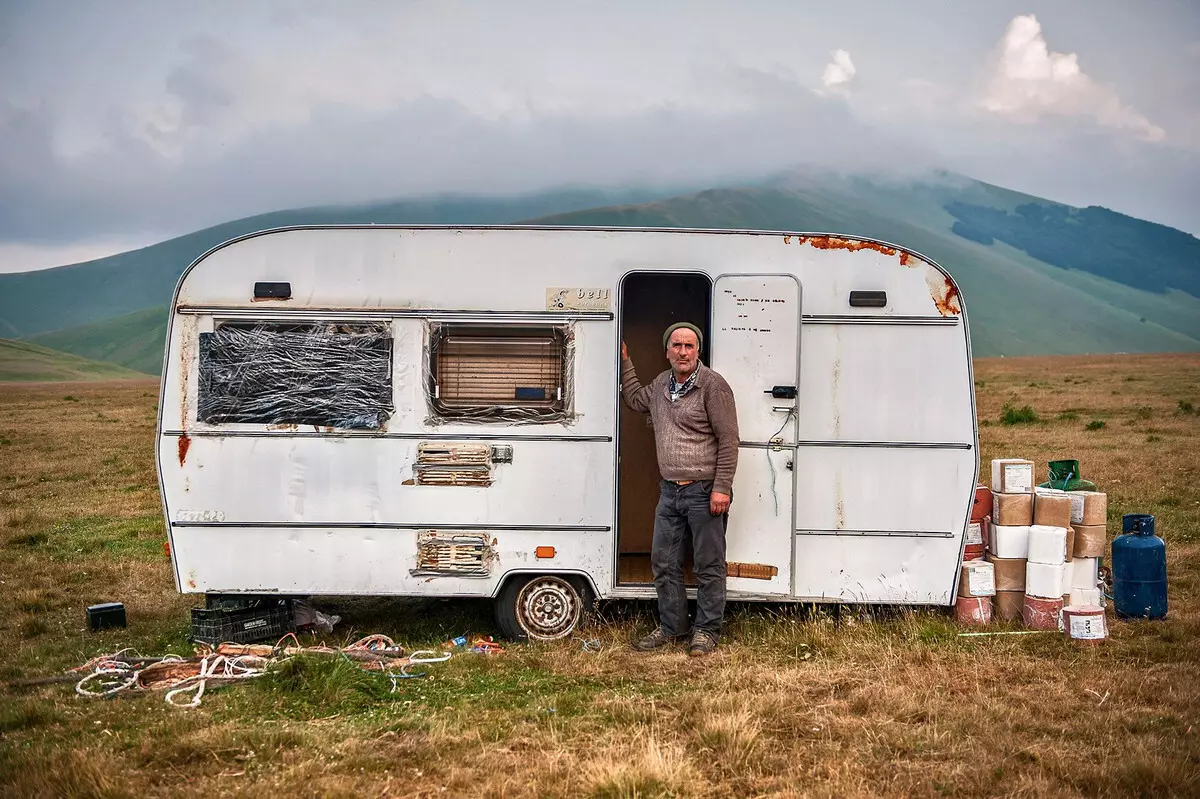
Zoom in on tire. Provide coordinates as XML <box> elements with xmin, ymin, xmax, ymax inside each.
<box><xmin>495</xmin><ymin>574</ymin><xmax>593</xmax><ymax>642</ymax></box>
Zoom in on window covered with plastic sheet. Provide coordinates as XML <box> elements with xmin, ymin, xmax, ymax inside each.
<box><xmin>198</xmin><ymin>322</ymin><xmax>393</xmax><ymax>428</ymax></box>
<box><xmin>429</xmin><ymin>325</ymin><xmax>572</xmax><ymax>422</ymax></box>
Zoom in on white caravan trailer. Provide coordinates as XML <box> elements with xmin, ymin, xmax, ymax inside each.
<box><xmin>156</xmin><ymin>226</ymin><xmax>978</xmax><ymax>640</ymax></box>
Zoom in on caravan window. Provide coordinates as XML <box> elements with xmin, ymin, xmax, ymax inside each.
<box><xmin>198</xmin><ymin>321</ymin><xmax>393</xmax><ymax>428</ymax></box>
<box><xmin>430</xmin><ymin>325</ymin><xmax>567</xmax><ymax>418</ymax></box>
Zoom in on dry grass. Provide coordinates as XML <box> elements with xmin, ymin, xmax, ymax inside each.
<box><xmin>1</xmin><ymin>356</ymin><xmax>1198</xmax><ymax>798</ymax></box>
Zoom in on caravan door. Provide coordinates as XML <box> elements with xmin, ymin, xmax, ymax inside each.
<box><xmin>710</xmin><ymin>274</ymin><xmax>800</xmax><ymax>596</ymax></box>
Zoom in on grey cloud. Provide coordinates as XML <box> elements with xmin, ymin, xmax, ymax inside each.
<box><xmin>0</xmin><ymin>0</ymin><xmax>1198</xmax><ymax>255</ymax></box>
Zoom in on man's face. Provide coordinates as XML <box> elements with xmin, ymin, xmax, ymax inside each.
<box><xmin>666</xmin><ymin>328</ymin><xmax>699</xmax><ymax>377</ymax></box>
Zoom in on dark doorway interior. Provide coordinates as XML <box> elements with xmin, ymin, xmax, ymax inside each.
<box><xmin>617</xmin><ymin>272</ymin><xmax>711</xmax><ymax>584</ymax></box>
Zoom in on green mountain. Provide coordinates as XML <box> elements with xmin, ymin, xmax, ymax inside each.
<box><xmin>0</xmin><ymin>339</ymin><xmax>153</xmax><ymax>382</ymax></box>
<box><xmin>27</xmin><ymin>307</ymin><xmax>168</xmax><ymax>376</ymax></box>
<box><xmin>945</xmin><ymin>201</ymin><xmax>1200</xmax><ymax>296</ymax></box>
<box><xmin>0</xmin><ymin>187</ymin><xmax>672</xmax><ymax>339</ymax></box>
<box><xmin>527</xmin><ymin>175</ymin><xmax>1200</xmax><ymax>356</ymax></box>
<box><xmin>5</xmin><ymin>172</ymin><xmax>1199</xmax><ymax>370</ymax></box>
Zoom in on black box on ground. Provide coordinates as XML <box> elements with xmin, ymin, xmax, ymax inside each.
<box><xmin>87</xmin><ymin>602</ymin><xmax>127</xmax><ymax>632</ymax></box>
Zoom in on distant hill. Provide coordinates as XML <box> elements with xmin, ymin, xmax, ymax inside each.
<box><xmin>0</xmin><ymin>339</ymin><xmax>153</xmax><ymax>382</ymax></box>
<box><xmin>27</xmin><ymin>307</ymin><xmax>168</xmax><ymax>376</ymax></box>
<box><xmin>945</xmin><ymin>201</ymin><xmax>1200</xmax><ymax>297</ymax></box>
<box><xmin>4</xmin><ymin>171</ymin><xmax>1198</xmax><ymax>370</ymax></box>
<box><xmin>0</xmin><ymin>187</ymin><xmax>673</xmax><ymax>339</ymax></box>
<box><xmin>527</xmin><ymin>176</ymin><xmax>1200</xmax><ymax>356</ymax></box>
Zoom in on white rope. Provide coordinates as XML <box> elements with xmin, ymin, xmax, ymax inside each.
<box><xmin>72</xmin><ymin>639</ymin><xmax>450</xmax><ymax>708</ymax></box>
<box><xmin>164</xmin><ymin>654</ymin><xmax>270</xmax><ymax>709</ymax></box>
<box><xmin>75</xmin><ymin>666</ymin><xmax>139</xmax><ymax>699</ymax></box>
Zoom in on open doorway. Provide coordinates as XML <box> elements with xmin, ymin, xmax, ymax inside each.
<box><xmin>617</xmin><ymin>272</ymin><xmax>712</xmax><ymax>585</ymax></box>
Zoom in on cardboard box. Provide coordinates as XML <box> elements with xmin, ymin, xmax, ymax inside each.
<box><xmin>994</xmin><ymin>590</ymin><xmax>1024</xmax><ymax>621</ymax></box>
<box><xmin>1072</xmin><ymin>523</ymin><xmax>1106</xmax><ymax>558</ymax></box>
<box><xmin>988</xmin><ymin>556</ymin><xmax>1027</xmax><ymax>591</ymax></box>
<box><xmin>1070</xmin><ymin>587</ymin><xmax>1103</xmax><ymax>606</ymax></box>
<box><xmin>1028</xmin><ymin>525</ymin><xmax>1070</xmax><ymax>565</ymax></box>
<box><xmin>1070</xmin><ymin>557</ymin><xmax>1100</xmax><ymax>590</ymax></box>
<box><xmin>958</xmin><ymin>560</ymin><xmax>996</xmax><ymax>597</ymax></box>
<box><xmin>991</xmin><ymin>459</ymin><xmax>1034</xmax><ymax>494</ymax></box>
<box><xmin>1027</xmin><ymin>561</ymin><xmax>1067</xmax><ymax>598</ymax></box>
<box><xmin>992</xmin><ymin>492</ymin><xmax>1034</xmax><ymax>526</ymax></box>
<box><xmin>1033</xmin><ymin>493</ymin><xmax>1073</xmax><ymax>528</ymax></box>
<box><xmin>990</xmin><ymin>525</ymin><xmax>1030</xmax><ymax>559</ymax></box>
<box><xmin>1068</xmin><ymin>491</ymin><xmax>1107</xmax><ymax>525</ymax></box>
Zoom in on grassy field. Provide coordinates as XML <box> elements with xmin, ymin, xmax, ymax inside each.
<box><xmin>0</xmin><ymin>339</ymin><xmax>152</xmax><ymax>383</ymax></box>
<box><xmin>1</xmin><ymin>355</ymin><xmax>1197</xmax><ymax>798</ymax></box>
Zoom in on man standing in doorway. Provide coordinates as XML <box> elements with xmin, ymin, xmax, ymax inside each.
<box><xmin>621</xmin><ymin>322</ymin><xmax>739</xmax><ymax>656</ymax></box>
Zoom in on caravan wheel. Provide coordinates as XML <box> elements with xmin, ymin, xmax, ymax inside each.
<box><xmin>495</xmin><ymin>575</ymin><xmax>591</xmax><ymax>642</ymax></box>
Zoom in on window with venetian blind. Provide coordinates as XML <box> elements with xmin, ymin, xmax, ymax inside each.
<box><xmin>431</xmin><ymin>325</ymin><xmax>567</xmax><ymax>416</ymax></box>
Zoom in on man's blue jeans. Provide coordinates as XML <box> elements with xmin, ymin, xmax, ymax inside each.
<box><xmin>651</xmin><ymin>479</ymin><xmax>728</xmax><ymax>637</ymax></box>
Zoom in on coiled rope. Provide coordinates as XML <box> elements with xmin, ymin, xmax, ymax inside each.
<box><xmin>71</xmin><ymin>634</ymin><xmax>451</xmax><ymax>708</ymax></box>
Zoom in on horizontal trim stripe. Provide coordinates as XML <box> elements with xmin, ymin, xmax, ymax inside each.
<box><xmin>171</xmin><ymin>521</ymin><xmax>611</xmax><ymax>531</ymax></box>
<box><xmin>795</xmin><ymin>440</ymin><xmax>973</xmax><ymax>450</ymax></box>
<box><xmin>795</xmin><ymin>529</ymin><xmax>954</xmax><ymax>538</ymax></box>
<box><xmin>801</xmin><ymin>314</ymin><xmax>958</xmax><ymax>326</ymax></box>
<box><xmin>162</xmin><ymin>430</ymin><xmax>611</xmax><ymax>443</ymax></box>
<box><xmin>739</xmin><ymin>440</ymin><xmax>972</xmax><ymax>450</ymax></box>
<box><xmin>177</xmin><ymin>306</ymin><xmax>613</xmax><ymax>322</ymax></box>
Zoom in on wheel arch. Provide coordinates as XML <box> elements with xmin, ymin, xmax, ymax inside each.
<box><xmin>491</xmin><ymin>568</ymin><xmax>600</xmax><ymax>601</ymax></box>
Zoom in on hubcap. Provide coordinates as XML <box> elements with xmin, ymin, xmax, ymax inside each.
<box><xmin>516</xmin><ymin>577</ymin><xmax>581</xmax><ymax>640</ymax></box>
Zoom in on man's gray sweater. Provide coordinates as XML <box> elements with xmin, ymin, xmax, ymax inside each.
<box><xmin>620</xmin><ymin>360</ymin><xmax>740</xmax><ymax>495</ymax></box>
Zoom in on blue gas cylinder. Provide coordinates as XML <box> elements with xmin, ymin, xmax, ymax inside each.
<box><xmin>1112</xmin><ymin>513</ymin><xmax>1168</xmax><ymax>619</ymax></box>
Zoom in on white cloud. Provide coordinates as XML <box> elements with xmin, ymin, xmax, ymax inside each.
<box><xmin>982</xmin><ymin>14</ymin><xmax>1165</xmax><ymax>142</ymax></box>
<box><xmin>819</xmin><ymin>49</ymin><xmax>856</xmax><ymax>95</ymax></box>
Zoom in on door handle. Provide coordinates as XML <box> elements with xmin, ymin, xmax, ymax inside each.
<box><xmin>765</xmin><ymin>385</ymin><xmax>797</xmax><ymax>399</ymax></box>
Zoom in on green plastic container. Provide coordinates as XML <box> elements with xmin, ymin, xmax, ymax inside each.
<box><xmin>1038</xmin><ymin>459</ymin><xmax>1097</xmax><ymax>491</ymax></box>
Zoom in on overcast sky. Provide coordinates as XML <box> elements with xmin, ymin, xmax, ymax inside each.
<box><xmin>1</xmin><ymin>0</ymin><xmax>1197</xmax><ymax>272</ymax></box>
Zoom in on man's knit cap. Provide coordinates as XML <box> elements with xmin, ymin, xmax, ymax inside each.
<box><xmin>662</xmin><ymin>322</ymin><xmax>703</xmax><ymax>351</ymax></box>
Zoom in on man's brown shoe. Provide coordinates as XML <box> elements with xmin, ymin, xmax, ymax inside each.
<box><xmin>632</xmin><ymin>627</ymin><xmax>686</xmax><ymax>651</ymax></box>
<box><xmin>688</xmin><ymin>630</ymin><xmax>718</xmax><ymax>657</ymax></box>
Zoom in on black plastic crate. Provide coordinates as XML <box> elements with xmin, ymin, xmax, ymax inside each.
<box><xmin>190</xmin><ymin>599</ymin><xmax>294</xmax><ymax>645</ymax></box>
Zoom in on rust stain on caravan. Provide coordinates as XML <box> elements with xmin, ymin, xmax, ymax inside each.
<box><xmin>177</xmin><ymin>313</ymin><xmax>196</xmax><ymax>459</ymax></box>
<box><xmin>792</xmin><ymin>236</ymin><xmax>898</xmax><ymax>257</ymax></box>
<box><xmin>927</xmin><ymin>272</ymin><xmax>962</xmax><ymax>316</ymax></box>
<box><xmin>789</xmin><ymin>235</ymin><xmax>929</xmax><ymax>270</ymax></box>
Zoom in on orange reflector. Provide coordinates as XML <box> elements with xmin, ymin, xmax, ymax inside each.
<box><xmin>535</xmin><ymin>546</ymin><xmax>556</xmax><ymax>559</ymax></box>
